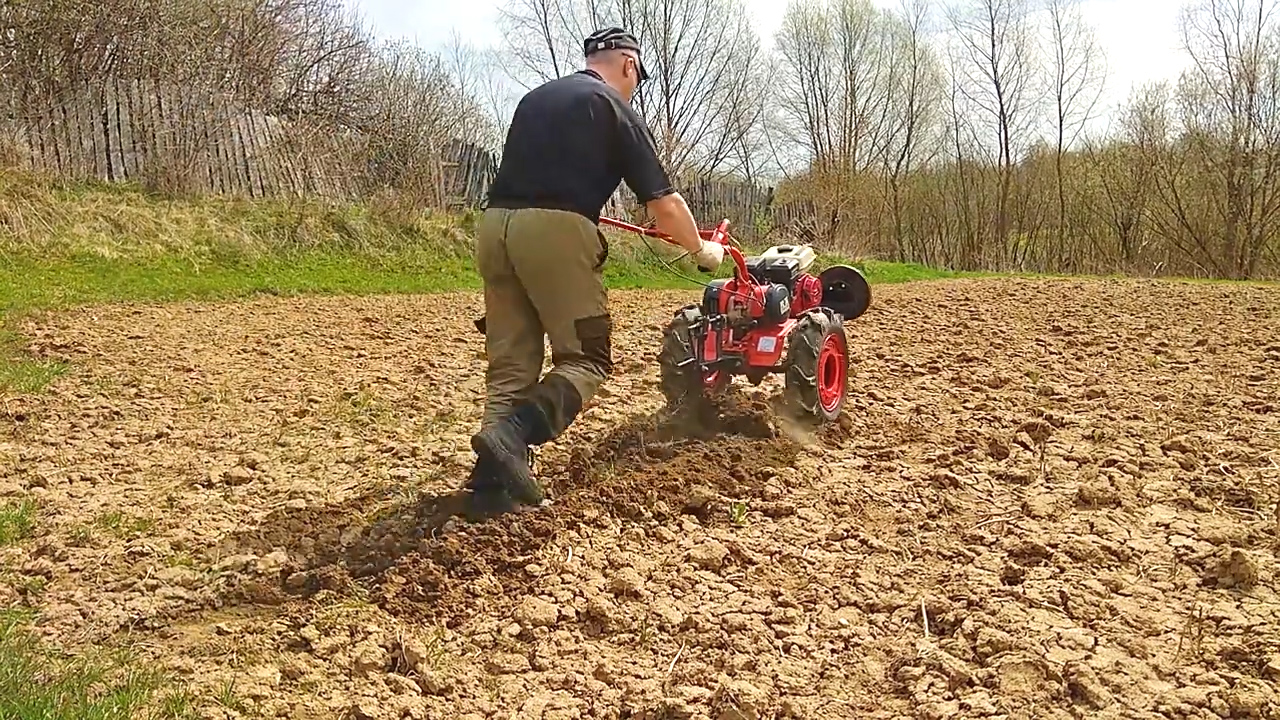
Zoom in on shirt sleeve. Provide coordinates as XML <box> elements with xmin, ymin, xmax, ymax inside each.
<box><xmin>606</xmin><ymin>94</ymin><xmax>675</xmax><ymax>204</ymax></box>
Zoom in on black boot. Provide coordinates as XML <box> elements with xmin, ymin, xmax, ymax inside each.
<box><xmin>470</xmin><ymin>402</ymin><xmax>549</xmax><ymax>506</ymax></box>
<box><xmin>462</xmin><ymin>453</ymin><xmax>518</xmax><ymax>519</ymax></box>
<box><xmin>464</xmin><ymin>452</ymin><xmax>501</xmax><ymax>493</ymax></box>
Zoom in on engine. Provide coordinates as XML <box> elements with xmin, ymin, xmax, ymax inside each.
<box><xmin>701</xmin><ymin>244</ymin><xmax>824</xmax><ymax>326</ymax></box>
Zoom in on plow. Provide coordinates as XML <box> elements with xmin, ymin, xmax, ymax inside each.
<box><xmin>598</xmin><ymin>216</ymin><xmax>871</xmax><ymax>423</ymax></box>
<box><xmin>474</xmin><ymin>214</ymin><xmax>872</xmax><ymax>425</ymax></box>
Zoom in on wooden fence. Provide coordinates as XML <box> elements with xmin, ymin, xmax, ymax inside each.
<box><xmin>440</xmin><ymin>137</ymin><xmax>498</xmax><ymax>209</ymax></box>
<box><xmin>5</xmin><ymin>79</ymin><xmax>344</xmax><ymax>197</ymax></box>
<box><xmin>0</xmin><ymin>77</ymin><xmax>810</xmax><ymax>243</ymax></box>
<box><xmin>0</xmin><ymin>78</ymin><xmax>498</xmax><ymax>206</ymax></box>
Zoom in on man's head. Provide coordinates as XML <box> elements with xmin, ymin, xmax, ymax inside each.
<box><xmin>583</xmin><ymin>27</ymin><xmax>648</xmax><ymax>102</ymax></box>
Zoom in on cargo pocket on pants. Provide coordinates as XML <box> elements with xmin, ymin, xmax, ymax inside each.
<box><xmin>574</xmin><ymin>314</ymin><xmax>613</xmax><ymax>376</ymax></box>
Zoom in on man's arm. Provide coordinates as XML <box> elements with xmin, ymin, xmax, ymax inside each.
<box><xmin>607</xmin><ymin>96</ymin><xmax>704</xmax><ymax>255</ymax></box>
<box><xmin>646</xmin><ymin>193</ymin><xmax>703</xmax><ymax>255</ymax></box>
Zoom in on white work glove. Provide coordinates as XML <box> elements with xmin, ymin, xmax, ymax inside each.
<box><xmin>693</xmin><ymin>240</ymin><xmax>725</xmax><ymax>272</ymax></box>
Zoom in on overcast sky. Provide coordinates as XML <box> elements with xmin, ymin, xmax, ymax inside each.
<box><xmin>343</xmin><ymin>0</ymin><xmax>1194</xmax><ymax>127</ymax></box>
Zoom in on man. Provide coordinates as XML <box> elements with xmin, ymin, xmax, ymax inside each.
<box><xmin>466</xmin><ymin>26</ymin><xmax>724</xmax><ymax>511</ymax></box>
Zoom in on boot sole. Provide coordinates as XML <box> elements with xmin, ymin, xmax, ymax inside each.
<box><xmin>464</xmin><ymin>488</ymin><xmax>518</xmax><ymax>521</ymax></box>
<box><xmin>471</xmin><ymin>433</ymin><xmax>544</xmax><ymax>506</ymax></box>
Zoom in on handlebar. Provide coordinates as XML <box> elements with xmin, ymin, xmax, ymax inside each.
<box><xmin>599</xmin><ymin>216</ymin><xmax>732</xmax><ymax>248</ymax></box>
<box><xmin>599</xmin><ymin>214</ymin><xmax>748</xmax><ymax>282</ymax></box>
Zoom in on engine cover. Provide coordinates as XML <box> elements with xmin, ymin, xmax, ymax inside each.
<box><xmin>759</xmin><ymin>244</ymin><xmax>817</xmax><ymax>273</ymax></box>
<box><xmin>792</xmin><ymin>273</ymin><xmax>822</xmax><ymax>315</ymax></box>
<box><xmin>745</xmin><ymin>256</ymin><xmax>801</xmax><ymax>292</ymax></box>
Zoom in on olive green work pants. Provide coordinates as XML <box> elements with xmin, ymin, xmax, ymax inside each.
<box><xmin>474</xmin><ymin>206</ymin><xmax>613</xmax><ymax>442</ymax></box>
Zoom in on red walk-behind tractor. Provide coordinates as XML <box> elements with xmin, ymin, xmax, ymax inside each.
<box><xmin>599</xmin><ymin>215</ymin><xmax>871</xmax><ymax>424</ymax></box>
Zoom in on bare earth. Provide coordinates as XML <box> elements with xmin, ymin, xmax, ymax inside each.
<box><xmin>3</xmin><ymin>277</ymin><xmax>1280</xmax><ymax>719</ymax></box>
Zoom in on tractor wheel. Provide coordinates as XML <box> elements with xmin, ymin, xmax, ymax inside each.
<box><xmin>658</xmin><ymin>305</ymin><xmax>726</xmax><ymax>412</ymax></box>
<box><xmin>781</xmin><ymin>309</ymin><xmax>849</xmax><ymax>423</ymax></box>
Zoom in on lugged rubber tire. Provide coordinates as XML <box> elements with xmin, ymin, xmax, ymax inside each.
<box><xmin>659</xmin><ymin>305</ymin><xmax>705</xmax><ymax>410</ymax></box>
<box><xmin>782</xmin><ymin>309</ymin><xmax>849</xmax><ymax>423</ymax></box>
<box><xmin>658</xmin><ymin>305</ymin><xmax>726</xmax><ymax>414</ymax></box>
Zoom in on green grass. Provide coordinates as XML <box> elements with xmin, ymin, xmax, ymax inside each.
<box><xmin>0</xmin><ymin>250</ymin><xmax>476</xmax><ymax>312</ymax></box>
<box><xmin>813</xmin><ymin>253</ymin><xmax>975</xmax><ymax>284</ymax></box>
<box><xmin>0</xmin><ymin>499</ymin><xmax>36</xmax><ymax>546</ymax></box>
<box><xmin>1</xmin><ymin>506</ymin><xmax>191</xmax><ymax>718</ymax></box>
<box><xmin>0</xmin><ymin>609</ymin><xmax>193</xmax><ymax>720</ymax></box>
<box><xmin>0</xmin><ymin>327</ymin><xmax>66</xmax><ymax>394</ymax></box>
<box><xmin>0</xmin><ymin>227</ymin><xmax>958</xmax><ymax>316</ymax></box>
<box><xmin>92</xmin><ymin>511</ymin><xmax>157</xmax><ymax>539</ymax></box>
<box><xmin>0</xmin><ymin>356</ymin><xmax>66</xmax><ymax>394</ymax></box>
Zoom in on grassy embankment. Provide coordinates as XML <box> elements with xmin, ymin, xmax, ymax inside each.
<box><xmin>0</xmin><ymin>169</ymin><xmax>965</xmax><ymax>394</ymax></box>
<box><xmin>0</xmin><ymin>168</ymin><xmax>966</xmax><ymax>718</ymax></box>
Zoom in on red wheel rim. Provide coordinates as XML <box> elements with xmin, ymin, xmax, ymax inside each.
<box><xmin>817</xmin><ymin>332</ymin><xmax>845</xmax><ymax>413</ymax></box>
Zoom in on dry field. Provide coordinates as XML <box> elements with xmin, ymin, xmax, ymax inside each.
<box><xmin>2</xmin><ymin>276</ymin><xmax>1279</xmax><ymax>719</ymax></box>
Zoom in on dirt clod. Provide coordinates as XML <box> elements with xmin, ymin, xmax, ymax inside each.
<box><xmin>225</xmin><ymin>466</ymin><xmax>254</xmax><ymax>485</ymax></box>
<box><xmin>609</xmin><ymin>567</ymin><xmax>646</xmax><ymax>596</ymax></box>
<box><xmin>688</xmin><ymin>540</ymin><xmax>729</xmax><ymax>570</ymax></box>
<box><xmin>1204</xmin><ymin>547</ymin><xmax>1260</xmax><ymax>589</ymax></box>
<box><xmin>515</xmin><ymin>596</ymin><xmax>560</xmax><ymax>628</ymax></box>
<box><xmin>486</xmin><ymin>652</ymin><xmax>531</xmax><ymax>674</ymax></box>
<box><xmin>1065</xmin><ymin>661</ymin><xmax>1113</xmax><ymax>709</ymax></box>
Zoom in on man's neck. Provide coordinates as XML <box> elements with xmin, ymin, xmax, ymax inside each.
<box><xmin>581</xmin><ymin>67</ymin><xmax>628</xmax><ymax>101</ymax></box>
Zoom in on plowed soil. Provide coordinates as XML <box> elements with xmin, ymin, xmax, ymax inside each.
<box><xmin>3</xmin><ymin>277</ymin><xmax>1280</xmax><ymax>719</ymax></box>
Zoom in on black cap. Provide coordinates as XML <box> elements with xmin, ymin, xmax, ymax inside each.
<box><xmin>584</xmin><ymin>27</ymin><xmax>649</xmax><ymax>82</ymax></box>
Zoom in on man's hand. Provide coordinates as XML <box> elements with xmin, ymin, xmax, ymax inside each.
<box><xmin>692</xmin><ymin>241</ymin><xmax>724</xmax><ymax>272</ymax></box>
<box><xmin>646</xmin><ymin>192</ymin><xmax>722</xmax><ymax>271</ymax></box>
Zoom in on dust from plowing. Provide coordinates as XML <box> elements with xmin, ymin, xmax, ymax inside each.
<box><xmin>3</xmin><ymin>278</ymin><xmax>1280</xmax><ymax>719</ymax></box>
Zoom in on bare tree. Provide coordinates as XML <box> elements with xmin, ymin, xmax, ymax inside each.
<box><xmin>944</xmin><ymin>0</ymin><xmax>1038</xmax><ymax>268</ymax></box>
<box><xmin>881</xmin><ymin>0</ymin><xmax>945</xmax><ymax>260</ymax></box>
<box><xmin>772</xmin><ymin>0</ymin><xmax>908</xmax><ymax>242</ymax></box>
<box><xmin>0</xmin><ymin>0</ymin><xmax>495</xmax><ymax>201</ymax></box>
<box><xmin>753</xmin><ymin>49</ymin><xmax>814</xmax><ymax>184</ymax></box>
<box><xmin>942</xmin><ymin>37</ymin><xmax>986</xmax><ymax>268</ymax></box>
<box><xmin>496</xmin><ymin>0</ymin><xmax>611</xmax><ymax>88</ymax></box>
<box><xmin>1157</xmin><ymin>0</ymin><xmax>1280</xmax><ymax>278</ymax></box>
<box><xmin>773</xmin><ymin>1</ymin><xmax>836</xmax><ymax>167</ymax></box>
<box><xmin>497</xmin><ymin>0</ymin><xmax>567</xmax><ymax>85</ymax></box>
<box><xmin>702</xmin><ymin>46</ymin><xmax>772</xmax><ymax>181</ymax></box>
<box><xmin>441</xmin><ymin>30</ymin><xmax>512</xmax><ymax>150</ymax></box>
<box><xmin>1043</xmin><ymin>0</ymin><xmax>1105</xmax><ymax>264</ymax></box>
<box><xmin>774</xmin><ymin>0</ymin><xmax>902</xmax><ymax>175</ymax></box>
<box><xmin>1079</xmin><ymin>83</ymin><xmax>1166</xmax><ymax>270</ymax></box>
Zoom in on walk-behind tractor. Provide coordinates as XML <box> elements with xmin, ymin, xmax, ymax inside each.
<box><xmin>598</xmin><ymin>216</ymin><xmax>872</xmax><ymax>424</ymax></box>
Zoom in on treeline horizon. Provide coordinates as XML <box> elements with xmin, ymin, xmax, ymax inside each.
<box><xmin>2</xmin><ymin>0</ymin><xmax>1278</xmax><ymax>279</ymax></box>
<box><xmin>481</xmin><ymin>0</ymin><xmax>1280</xmax><ymax>279</ymax></box>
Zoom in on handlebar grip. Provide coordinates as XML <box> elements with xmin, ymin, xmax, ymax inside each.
<box><xmin>709</xmin><ymin>218</ymin><xmax>731</xmax><ymax>246</ymax></box>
